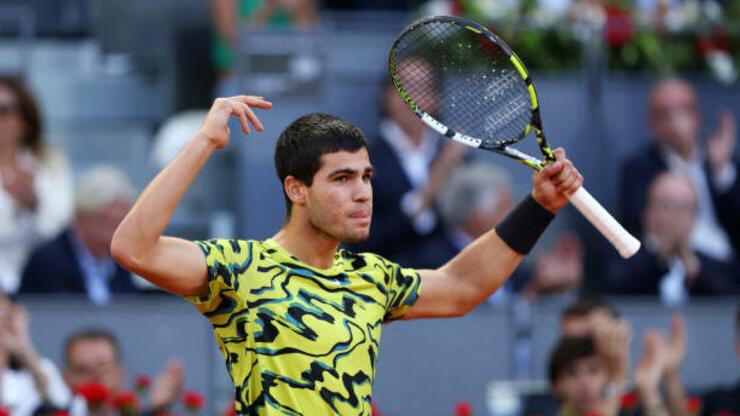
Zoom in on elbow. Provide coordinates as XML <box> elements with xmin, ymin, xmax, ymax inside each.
<box><xmin>450</xmin><ymin>290</ymin><xmax>478</xmax><ymax>318</ymax></box>
<box><xmin>110</xmin><ymin>228</ymin><xmax>143</xmax><ymax>272</ymax></box>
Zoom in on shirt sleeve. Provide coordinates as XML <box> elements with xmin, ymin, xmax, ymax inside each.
<box><xmin>382</xmin><ymin>259</ymin><xmax>422</xmax><ymax>323</ymax></box>
<box><xmin>183</xmin><ymin>239</ymin><xmax>250</xmax><ymax>316</ymax></box>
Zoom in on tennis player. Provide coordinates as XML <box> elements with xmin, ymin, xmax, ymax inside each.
<box><xmin>111</xmin><ymin>96</ymin><xmax>583</xmax><ymax>415</ymax></box>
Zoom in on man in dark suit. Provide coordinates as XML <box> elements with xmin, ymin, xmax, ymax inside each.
<box><xmin>608</xmin><ymin>172</ymin><xmax>738</xmax><ymax>300</ymax></box>
<box><xmin>20</xmin><ymin>166</ymin><xmax>139</xmax><ymax>303</ymax></box>
<box><xmin>618</xmin><ymin>78</ymin><xmax>740</xmax><ymax>263</ymax></box>
<box><xmin>350</xmin><ymin>63</ymin><xmax>467</xmax><ymax>268</ymax></box>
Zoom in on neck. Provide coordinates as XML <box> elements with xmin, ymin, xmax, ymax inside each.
<box><xmin>272</xmin><ymin>216</ymin><xmax>340</xmax><ymax>269</ymax></box>
<box><xmin>394</xmin><ymin>118</ymin><xmax>424</xmax><ymax>147</ymax></box>
<box><xmin>74</xmin><ymin>221</ymin><xmax>109</xmax><ymax>260</ymax></box>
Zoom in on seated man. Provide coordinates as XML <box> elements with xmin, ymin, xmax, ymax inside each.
<box><xmin>63</xmin><ymin>327</ymin><xmax>183</xmax><ymax>415</ymax></box>
<box><xmin>436</xmin><ymin>161</ymin><xmax>583</xmax><ymax>301</ymax></box>
<box><xmin>607</xmin><ymin>172</ymin><xmax>739</xmax><ymax>302</ymax></box>
<box><xmin>20</xmin><ymin>166</ymin><xmax>140</xmax><ymax>304</ymax></box>
<box><xmin>618</xmin><ymin>78</ymin><xmax>739</xmax><ymax>260</ymax></box>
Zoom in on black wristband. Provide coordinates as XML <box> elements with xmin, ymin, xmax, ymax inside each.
<box><xmin>495</xmin><ymin>194</ymin><xmax>555</xmax><ymax>254</ymax></box>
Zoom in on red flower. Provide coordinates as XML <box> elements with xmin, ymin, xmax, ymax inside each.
<box><xmin>182</xmin><ymin>390</ymin><xmax>205</xmax><ymax>411</ymax></box>
<box><xmin>112</xmin><ymin>391</ymin><xmax>140</xmax><ymax>415</ymax></box>
<box><xmin>76</xmin><ymin>382</ymin><xmax>109</xmax><ymax>406</ymax></box>
<box><xmin>620</xmin><ymin>391</ymin><xmax>639</xmax><ymax>408</ymax></box>
<box><xmin>0</xmin><ymin>407</ymin><xmax>10</xmax><ymax>416</ymax></box>
<box><xmin>371</xmin><ymin>402</ymin><xmax>383</xmax><ymax>416</ymax></box>
<box><xmin>135</xmin><ymin>374</ymin><xmax>151</xmax><ymax>392</ymax></box>
<box><xmin>51</xmin><ymin>412</ymin><xmax>70</xmax><ymax>416</ymax></box>
<box><xmin>455</xmin><ymin>401</ymin><xmax>473</xmax><ymax>416</ymax></box>
<box><xmin>603</xmin><ymin>4</ymin><xmax>635</xmax><ymax>47</ymax></box>
<box><xmin>221</xmin><ymin>400</ymin><xmax>236</xmax><ymax>416</ymax></box>
<box><xmin>697</xmin><ymin>38</ymin><xmax>713</xmax><ymax>57</ymax></box>
<box><xmin>686</xmin><ymin>396</ymin><xmax>701</xmax><ymax>414</ymax></box>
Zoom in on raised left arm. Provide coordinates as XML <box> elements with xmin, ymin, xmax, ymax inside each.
<box><xmin>403</xmin><ymin>148</ymin><xmax>582</xmax><ymax>319</ymax></box>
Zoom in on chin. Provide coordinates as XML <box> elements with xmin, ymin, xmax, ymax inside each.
<box><xmin>342</xmin><ymin>229</ymin><xmax>370</xmax><ymax>244</ymax></box>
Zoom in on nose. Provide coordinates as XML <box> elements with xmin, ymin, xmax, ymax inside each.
<box><xmin>353</xmin><ymin>178</ymin><xmax>372</xmax><ymax>203</ymax></box>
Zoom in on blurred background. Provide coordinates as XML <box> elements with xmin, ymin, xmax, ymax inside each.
<box><xmin>0</xmin><ymin>0</ymin><xmax>738</xmax><ymax>415</ymax></box>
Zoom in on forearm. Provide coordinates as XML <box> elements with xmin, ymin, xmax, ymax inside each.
<box><xmin>112</xmin><ymin>135</ymin><xmax>214</xmax><ymax>263</ymax></box>
<box><xmin>16</xmin><ymin>347</ymin><xmax>49</xmax><ymax>399</ymax></box>
<box><xmin>664</xmin><ymin>370</ymin><xmax>688</xmax><ymax>416</ymax></box>
<box><xmin>440</xmin><ymin>229</ymin><xmax>523</xmax><ymax>309</ymax></box>
<box><xmin>637</xmin><ymin>385</ymin><xmax>669</xmax><ymax>416</ymax></box>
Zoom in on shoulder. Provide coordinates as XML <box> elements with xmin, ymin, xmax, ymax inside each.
<box><xmin>622</xmin><ymin>143</ymin><xmax>663</xmax><ymax>167</ymax></box>
<box><xmin>195</xmin><ymin>238</ymin><xmax>256</xmax><ymax>256</ymax></box>
<box><xmin>28</xmin><ymin>229</ymin><xmax>73</xmax><ymax>259</ymax></box>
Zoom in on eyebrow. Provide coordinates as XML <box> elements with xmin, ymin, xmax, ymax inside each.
<box><xmin>327</xmin><ymin>166</ymin><xmax>374</xmax><ymax>177</ymax></box>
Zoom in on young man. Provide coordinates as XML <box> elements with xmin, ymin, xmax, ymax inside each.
<box><xmin>111</xmin><ymin>96</ymin><xmax>583</xmax><ymax>415</ymax></box>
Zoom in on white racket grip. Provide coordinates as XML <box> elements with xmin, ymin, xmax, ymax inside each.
<box><xmin>568</xmin><ymin>187</ymin><xmax>641</xmax><ymax>258</ymax></box>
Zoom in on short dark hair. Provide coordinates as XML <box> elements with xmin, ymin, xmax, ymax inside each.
<box><xmin>548</xmin><ymin>336</ymin><xmax>597</xmax><ymax>385</ymax></box>
<box><xmin>0</xmin><ymin>76</ymin><xmax>44</xmax><ymax>156</ymax></box>
<box><xmin>562</xmin><ymin>297</ymin><xmax>618</xmax><ymax>321</ymax></box>
<box><xmin>274</xmin><ymin>113</ymin><xmax>368</xmax><ymax>216</ymax></box>
<box><xmin>64</xmin><ymin>327</ymin><xmax>121</xmax><ymax>366</ymax></box>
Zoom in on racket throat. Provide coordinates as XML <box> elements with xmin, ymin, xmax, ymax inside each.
<box><xmin>501</xmin><ymin>147</ymin><xmax>544</xmax><ymax>171</ymax></box>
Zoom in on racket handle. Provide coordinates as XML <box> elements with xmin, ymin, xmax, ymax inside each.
<box><xmin>568</xmin><ymin>187</ymin><xmax>641</xmax><ymax>259</ymax></box>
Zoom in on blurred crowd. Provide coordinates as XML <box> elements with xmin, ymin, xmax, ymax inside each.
<box><xmin>0</xmin><ymin>0</ymin><xmax>738</xmax><ymax>415</ymax></box>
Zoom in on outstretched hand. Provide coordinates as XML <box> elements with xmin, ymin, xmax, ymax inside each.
<box><xmin>531</xmin><ymin>148</ymin><xmax>583</xmax><ymax>213</ymax></box>
<box><xmin>198</xmin><ymin>96</ymin><xmax>273</xmax><ymax>149</ymax></box>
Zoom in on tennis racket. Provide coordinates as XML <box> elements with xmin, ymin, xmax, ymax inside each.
<box><xmin>389</xmin><ymin>15</ymin><xmax>640</xmax><ymax>258</ymax></box>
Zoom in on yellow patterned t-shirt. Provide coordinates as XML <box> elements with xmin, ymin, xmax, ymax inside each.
<box><xmin>184</xmin><ymin>238</ymin><xmax>421</xmax><ymax>415</ymax></box>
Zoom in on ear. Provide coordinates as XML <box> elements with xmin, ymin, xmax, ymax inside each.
<box><xmin>284</xmin><ymin>176</ymin><xmax>307</xmax><ymax>206</ymax></box>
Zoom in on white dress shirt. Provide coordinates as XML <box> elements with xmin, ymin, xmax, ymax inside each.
<box><xmin>0</xmin><ymin>149</ymin><xmax>74</xmax><ymax>293</ymax></box>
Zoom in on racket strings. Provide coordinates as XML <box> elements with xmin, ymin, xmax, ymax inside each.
<box><xmin>392</xmin><ymin>20</ymin><xmax>533</xmax><ymax>144</ymax></box>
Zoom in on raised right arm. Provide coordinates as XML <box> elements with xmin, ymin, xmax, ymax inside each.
<box><xmin>111</xmin><ymin>96</ymin><xmax>272</xmax><ymax>297</ymax></box>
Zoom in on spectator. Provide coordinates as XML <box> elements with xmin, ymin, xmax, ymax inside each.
<box><xmin>209</xmin><ymin>0</ymin><xmax>318</xmax><ymax>95</ymax></box>
<box><xmin>701</xmin><ymin>304</ymin><xmax>740</xmax><ymax>416</ymax></box>
<box><xmin>634</xmin><ymin>314</ymin><xmax>689</xmax><ymax>416</ymax></box>
<box><xmin>0</xmin><ymin>76</ymin><xmax>74</xmax><ymax>294</ymax></box>
<box><xmin>63</xmin><ymin>328</ymin><xmax>184</xmax><ymax>416</ymax></box>
<box><xmin>436</xmin><ymin>161</ymin><xmax>583</xmax><ymax>300</ymax></box>
<box><xmin>548</xmin><ymin>314</ymin><xmax>632</xmax><ymax>416</ymax></box>
<box><xmin>0</xmin><ymin>291</ymin><xmax>70</xmax><ymax>415</ymax></box>
<box><xmin>607</xmin><ymin>172</ymin><xmax>738</xmax><ymax>302</ymax></box>
<box><xmin>19</xmin><ymin>166</ymin><xmax>141</xmax><ymax>304</ymax></box>
<box><xmin>560</xmin><ymin>297</ymin><xmax>619</xmax><ymax>337</ymax></box>
<box><xmin>617</xmin><ymin>78</ymin><xmax>740</xmax><ymax>262</ymax></box>
<box><xmin>350</xmin><ymin>65</ymin><xmax>468</xmax><ymax>268</ymax></box>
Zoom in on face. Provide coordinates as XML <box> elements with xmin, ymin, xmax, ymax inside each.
<box><xmin>644</xmin><ymin>175</ymin><xmax>696</xmax><ymax>242</ymax></box>
<box><xmin>0</xmin><ymin>85</ymin><xmax>23</xmax><ymax>150</ymax></box>
<box><xmin>466</xmin><ymin>187</ymin><xmax>512</xmax><ymax>238</ymax></box>
<box><xmin>387</xmin><ymin>58</ymin><xmax>438</xmax><ymax>135</ymax></box>
<box><xmin>561</xmin><ymin>316</ymin><xmax>593</xmax><ymax>338</ymax></box>
<box><xmin>64</xmin><ymin>338</ymin><xmax>124</xmax><ymax>393</ymax></box>
<box><xmin>76</xmin><ymin>200</ymin><xmax>131</xmax><ymax>258</ymax></box>
<box><xmin>303</xmin><ymin>149</ymin><xmax>373</xmax><ymax>244</ymax></box>
<box><xmin>554</xmin><ymin>356</ymin><xmax>609</xmax><ymax>415</ymax></box>
<box><xmin>648</xmin><ymin>80</ymin><xmax>700</xmax><ymax>157</ymax></box>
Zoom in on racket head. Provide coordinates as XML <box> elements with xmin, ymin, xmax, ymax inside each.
<box><xmin>389</xmin><ymin>16</ymin><xmax>554</xmax><ymax>166</ymax></box>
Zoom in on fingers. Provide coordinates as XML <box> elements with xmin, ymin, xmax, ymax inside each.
<box><xmin>213</xmin><ymin>95</ymin><xmax>272</xmax><ymax>136</ymax></box>
<box><xmin>234</xmin><ymin>95</ymin><xmax>273</xmax><ymax>110</ymax></box>
<box><xmin>670</xmin><ymin>312</ymin><xmax>686</xmax><ymax>345</ymax></box>
<box><xmin>541</xmin><ymin>149</ymin><xmax>582</xmax><ymax>196</ymax></box>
